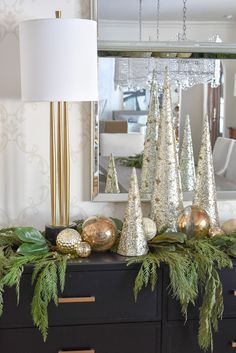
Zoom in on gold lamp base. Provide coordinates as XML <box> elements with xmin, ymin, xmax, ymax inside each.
<box><xmin>45</xmin><ymin>11</ymin><xmax>71</xmax><ymax>243</ymax></box>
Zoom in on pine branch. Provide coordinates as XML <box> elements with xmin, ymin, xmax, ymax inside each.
<box><xmin>31</xmin><ymin>253</ymin><xmax>68</xmax><ymax>341</ymax></box>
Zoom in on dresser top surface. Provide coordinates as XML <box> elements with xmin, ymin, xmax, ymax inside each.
<box><xmin>24</xmin><ymin>253</ymin><xmax>137</xmax><ymax>273</ymax></box>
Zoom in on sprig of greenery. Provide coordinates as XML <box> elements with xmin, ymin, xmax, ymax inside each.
<box><xmin>116</xmin><ymin>153</ymin><xmax>143</xmax><ymax>168</ymax></box>
<box><xmin>0</xmin><ymin>239</ymin><xmax>68</xmax><ymax>342</ymax></box>
<box><xmin>128</xmin><ymin>235</ymin><xmax>234</xmax><ymax>352</ymax></box>
<box><xmin>31</xmin><ymin>253</ymin><xmax>68</xmax><ymax>341</ymax></box>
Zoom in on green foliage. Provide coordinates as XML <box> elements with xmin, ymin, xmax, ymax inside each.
<box><xmin>31</xmin><ymin>253</ymin><xmax>68</xmax><ymax>341</ymax></box>
<box><xmin>17</xmin><ymin>243</ymin><xmax>48</xmax><ymax>256</ymax></box>
<box><xmin>0</xmin><ymin>242</ymin><xmax>68</xmax><ymax>342</ymax></box>
<box><xmin>0</xmin><ymin>228</ymin><xmax>21</xmax><ymax>248</ymax></box>
<box><xmin>128</xmin><ymin>235</ymin><xmax>234</xmax><ymax>352</ymax></box>
<box><xmin>110</xmin><ymin>217</ymin><xmax>123</xmax><ymax>234</ymax></box>
<box><xmin>15</xmin><ymin>227</ymin><xmax>46</xmax><ymax>245</ymax></box>
<box><xmin>0</xmin><ymin>225</ymin><xmax>236</xmax><ymax>350</ymax></box>
<box><xmin>116</xmin><ymin>153</ymin><xmax>143</xmax><ymax>168</ymax></box>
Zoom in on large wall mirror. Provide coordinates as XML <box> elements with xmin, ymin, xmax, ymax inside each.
<box><xmin>91</xmin><ymin>0</ymin><xmax>236</xmax><ymax>202</ymax></box>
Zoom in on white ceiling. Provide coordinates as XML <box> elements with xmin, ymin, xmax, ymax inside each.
<box><xmin>98</xmin><ymin>0</ymin><xmax>236</xmax><ymax>22</ymax></box>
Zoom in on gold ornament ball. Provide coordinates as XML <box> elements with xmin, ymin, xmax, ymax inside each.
<box><xmin>81</xmin><ymin>216</ymin><xmax>117</xmax><ymax>252</ymax></box>
<box><xmin>208</xmin><ymin>227</ymin><xmax>225</xmax><ymax>238</ymax></box>
<box><xmin>75</xmin><ymin>241</ymin><xmax>91</xmax><ymax>258</ymax></box>
<box><xmin>56</xmin><ymin>229</ymin><xmax>82</xmax><ymax>254</ymax></box>
<box><xmin>221</xmin><ymin>219</ymin><xmax>236</xmax><ymax>234</ymax></box>
<box><xmin>143</xmin><ymin>217</ymin><xmax>157</xmax><ymax>241</ymax></box>
<box><xmin>177</xmin><ymin>205</ymin><xmax>211</xmax><ymax>239</ymax></box>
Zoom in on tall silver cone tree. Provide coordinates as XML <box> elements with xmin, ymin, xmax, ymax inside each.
<box><xmin>141</xmin><ymin>69</ymin><xmax>160</xmax><ymax>197</ymax></box>
<box><xmin>193</xmin><ymin>114</ymin><xmax>219</xmax><ymax>227</ymax></box>
<box><xmin>117</xmin><ymin>168</ymin><xmax>148</xmax><ymax>256</ymax></box>
<box><xmin>105</xmin><ymin>153</ymin><xmax>120</xmax><ymax>193</ymax></box>
<box><xmin>180</xmin><ymin>115</ymin><xmax>196</xmax><ymax>192</ymax></box>
<box><xmin>150</xmin><ymin>72</ymin><xmax>183</xmax><ymax>232</ymax></box>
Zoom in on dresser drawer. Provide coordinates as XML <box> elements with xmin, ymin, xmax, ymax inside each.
<box><xmin>167</xmin><ymin>265</ymin><xmax>236</xmax><ymax>321</ymax></box>
<box><xmin>0</xmin><ymin>322</ymin><xmax>161</xmax><ymax>353</ymax></box>
<box><xmin>0</xmin><ymin>268</ymin><xmax>161</xmax><ymax>328</ymax></box>
<box><xmin>163</xmin><ymin>319</ymin><xmax>236</xmax><ymax>353</ymax></box>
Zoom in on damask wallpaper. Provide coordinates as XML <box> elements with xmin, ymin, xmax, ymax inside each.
<box><xmin>0</xmin><ymin>0</ymin><xmax>235</xmax><ymax>230</ymax></box>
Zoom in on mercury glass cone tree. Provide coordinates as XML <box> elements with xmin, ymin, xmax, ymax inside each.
<box><xmin>117</xmin><ymin>168</ymin><xmax>148</xmax><ymax>257</ymax></box>
<box><xmin>193</xmin><ymin>114</ymin><xmax>219</xmax><ymax>227</ymax></box>
<box><xmin>105</xmin><ymin>153</ymin><xmax>120</xmax><ymax>193</ymax></box>
<box><xmin>141</xmin><ymin>69</ymin><xmax>160</xmax><ymax>197</ymax></box>
<box><xmin>180</xmin><ymin>115</ymin><xmax>196</xmax><ymax>192</ymax></box>
<box><xmin>150</xmin><ymin>71</ymin><xmax>183</xmax><ymax>232</ymax></box>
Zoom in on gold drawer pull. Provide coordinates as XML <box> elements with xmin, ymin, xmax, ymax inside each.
<box><xmin>58</xmin><ymin>296</ymin><xmax>96</xmax><ymax>304</ymax></box>
<box><xmin>232</xmin><ymin>342</ymin><xmax>236</xmax><ymax>348</ymax></box>
<box><xmin>58</xmin><ymin>350</ymin><xmax>95</xmax><ymax>353</ymax></box>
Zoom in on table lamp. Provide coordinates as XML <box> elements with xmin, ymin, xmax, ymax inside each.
<box><xmin>19</xmin><ymin>12</ymin><xmax>98</xmax><ymax>243</ymax></box>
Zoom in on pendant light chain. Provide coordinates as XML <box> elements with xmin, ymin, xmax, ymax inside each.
<box><xmin>182</xmin><ymin>0</ymin><xmax>187</xmax><ymax>40</ymax></box>
<box><xmin>156</xmin><ymin>0</ymin><xmax>160</xmax><ymax>40</ymax></box>
<box><xmin>139</xmin><ymin>0</ymin><xmax>142</xmax><ymax>41</ymax></box>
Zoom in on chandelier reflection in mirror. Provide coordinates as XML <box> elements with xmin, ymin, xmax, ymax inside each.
<box><xmin>114</xmin><ymin>0</ymin><xmax>221</xmax><ymax>91</ymax></box>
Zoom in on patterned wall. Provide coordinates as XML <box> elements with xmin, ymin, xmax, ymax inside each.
<box><xmin>0</xmin><ymin>0</ymin><xmax>235</xmax><ymax>230</ymax></box>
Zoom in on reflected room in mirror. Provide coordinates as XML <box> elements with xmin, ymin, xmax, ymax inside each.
<box><xmin>92</xmin><ymin>55</ymin><xmax>236</xmax><ymax>201</ymax></box>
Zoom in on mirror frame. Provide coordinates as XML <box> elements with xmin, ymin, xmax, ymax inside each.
<box><xmin>91</xmin><ymin>0</ymin><xmax>236</xmax><ymax>202</ymax></box>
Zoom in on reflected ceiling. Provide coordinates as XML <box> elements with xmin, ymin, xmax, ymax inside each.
<box><xmin>98</xmin><ymin>0</ymin><xmax>236</xmax><ymax>22</ymax></box>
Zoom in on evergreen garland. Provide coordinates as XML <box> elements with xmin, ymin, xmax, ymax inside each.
<box><xmin>0</xmin><ymin>227</ymin><xmax>69</xmax><ymax>341</ymax></box>
<box><xmin>128</xmin><ymin>233</ymin><xmax>236</xmax><ymax>352</ymax></box>
<box><xmin>0</xmin><ymin>226</ymin><xmax>235</xmax><ymax>352</ymax></box>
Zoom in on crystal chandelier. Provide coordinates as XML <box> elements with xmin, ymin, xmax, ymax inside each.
<box><xmin>114</xmin><ymin>0</ymin><xmax>221</xmax><ymax>90</ymax></box>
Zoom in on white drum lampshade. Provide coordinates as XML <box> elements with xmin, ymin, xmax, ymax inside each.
<box><xmin>19</xmin><ymin>18</ymin><xmax>98</xmax><ymax>102</ymax></box>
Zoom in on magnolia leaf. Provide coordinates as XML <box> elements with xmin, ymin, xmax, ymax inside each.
<box><xmin>110</xmin><ymin>217</ymin><xmax>123</xmax><ymax>233</ymax></box>
<box><xmin>15</xmin><ymin>227</ymin><xmax>46</xmax><ymax>245</ymax></box>
<box><xmin>150</xmin><ymin>232</ymin><xmax>187</xmax><ymax>244</ymax></box>
<box><xmin>149</xmin><ymin>243</ymin><xmax>176</xmax><ymax>252</ymax></box>
<box><xmin>17</xmin><ymin>243</ymin><xmax>49</xmax><ymax>256</ymax></box>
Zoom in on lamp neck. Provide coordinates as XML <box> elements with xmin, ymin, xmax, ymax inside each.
<box><xmin>55</xmin><ymin>10</ymin><xmax>62</xmax><ymax>19</ymax></box>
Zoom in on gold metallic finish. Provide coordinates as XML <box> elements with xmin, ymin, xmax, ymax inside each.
<box><xmin>50</xmin><ymin>102</ymin><xmax>56</xmax><ymax>226</ymax></box>
<box><xmin>143</xmin><ymin>217</ymin><xmax>157</xmax><ymax>241</ymax></box>
<box><xmin>177</xmin><ymin>205</ymin><xmax>211</xmax><ymax>239</ymax></box>
<box><xmin>193</xmin><ymin>114</ymin><xmax>219</xmax><ymax>227</ymax></box>
<box><xmin>105</xmin><ymin>153</ymin><xmax>120</xmax><ymax>193</ymax></box>
<box><xmin>55</xmin><ymin>10</ymin><xmax>62</xmax><ymax>18</ymax></box>
<box><xmin>221</xmin><ymin>219</ymin><xmax>236</xmax><ymax>234</ymax></box>
<box><xmin>150</xmin><ymin>71</ymin><xmax>183</xmax><ymax>232</ymax></box>
<box><xmin>56</xmin><ymin>228</ymin><xmax>82</xmax><ymax>254</ymax></box>
<box><xmin>57</xmin><ymin>102</ymin><xmax>64</xmax><ymax>226</ymax></box>
<box><xmin>75</xmin><ymin>241</ymin><xmax>92</xmax><ymax>258</ymax></box>
<box><xmin>232</xmin><ymin>342</ymin><xmax>236</xmax><ymax>348</ymax></box>
<box><xmin>140</xmin><ymin>69</ymin><xmax>160</xmax><ymax>196</ymax></box>
<box><xmin>63</xmin><ymin>102</ymin><xmax>70</xmax><ymax>226</ymax></box>
<box><xmin>58</xmin><ymin>296</ymin><xmax>96</xmax><ymax>304</ymax></box>
<box><xmin>82</xmin><ymin>216</ymin><xmax>117</xmax><ymax>252</ymax></box>
<box><xmin>59</xmin><ymin>350</ymin><xmax>95</xmax><ymax>353</ymax></box>
<box><xmin>208</xmin><ymin>227</ymin><xmax>225</xmax><ymax>238</ymax></box>
<box><xmin>117</xmin><ymin>168</ymin><xmax>148</xmax><ymax>257</ymax></box>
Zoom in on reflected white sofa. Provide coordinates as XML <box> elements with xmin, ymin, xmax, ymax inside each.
<box><xmin>100</xmin><ymin>133</ymin><xmax>145</xmax><ymax>157</ymax></box>
<box><xmin>213</xmin><ymin>137</ymin><xmax>234</xmax><ymax>175</ymax></box>
<box><xmin>214</xmin><ymin>138</ymin><xmax>236</xmax><ymax>191</ymax></box>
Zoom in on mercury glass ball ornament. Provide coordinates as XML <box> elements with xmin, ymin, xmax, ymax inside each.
<box><xmin>143</xmin><ymin>217</ymin><xmax>157</xmax><ymax>241</ymax></box>
<box><xmin>81</xmin><ymin>216</ymin><xmax>117</xmax><ymax>252</ymax></box>
<box><xmin>177</xmin><ymin>205</ymin><xmax>211</xmax><ymax>239</ymax></box>
<box><xmin>208</xmin><ymin>227</ymin><xmax>225</xmax><ymax>238</ymax></box>
<box><xmin>75</xmin><ymin>241</ymin><xmax>91</xmax><ymax>258</ymax></box>
<box><xmin>221</xmin><ymin>219</ymin><xmax>236</xmax><ymax>234</ymax></box>
<box><xmin>56</xmin><ymin>229</ymin><xmax>82</xmax><ymax>254</ymax></box>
